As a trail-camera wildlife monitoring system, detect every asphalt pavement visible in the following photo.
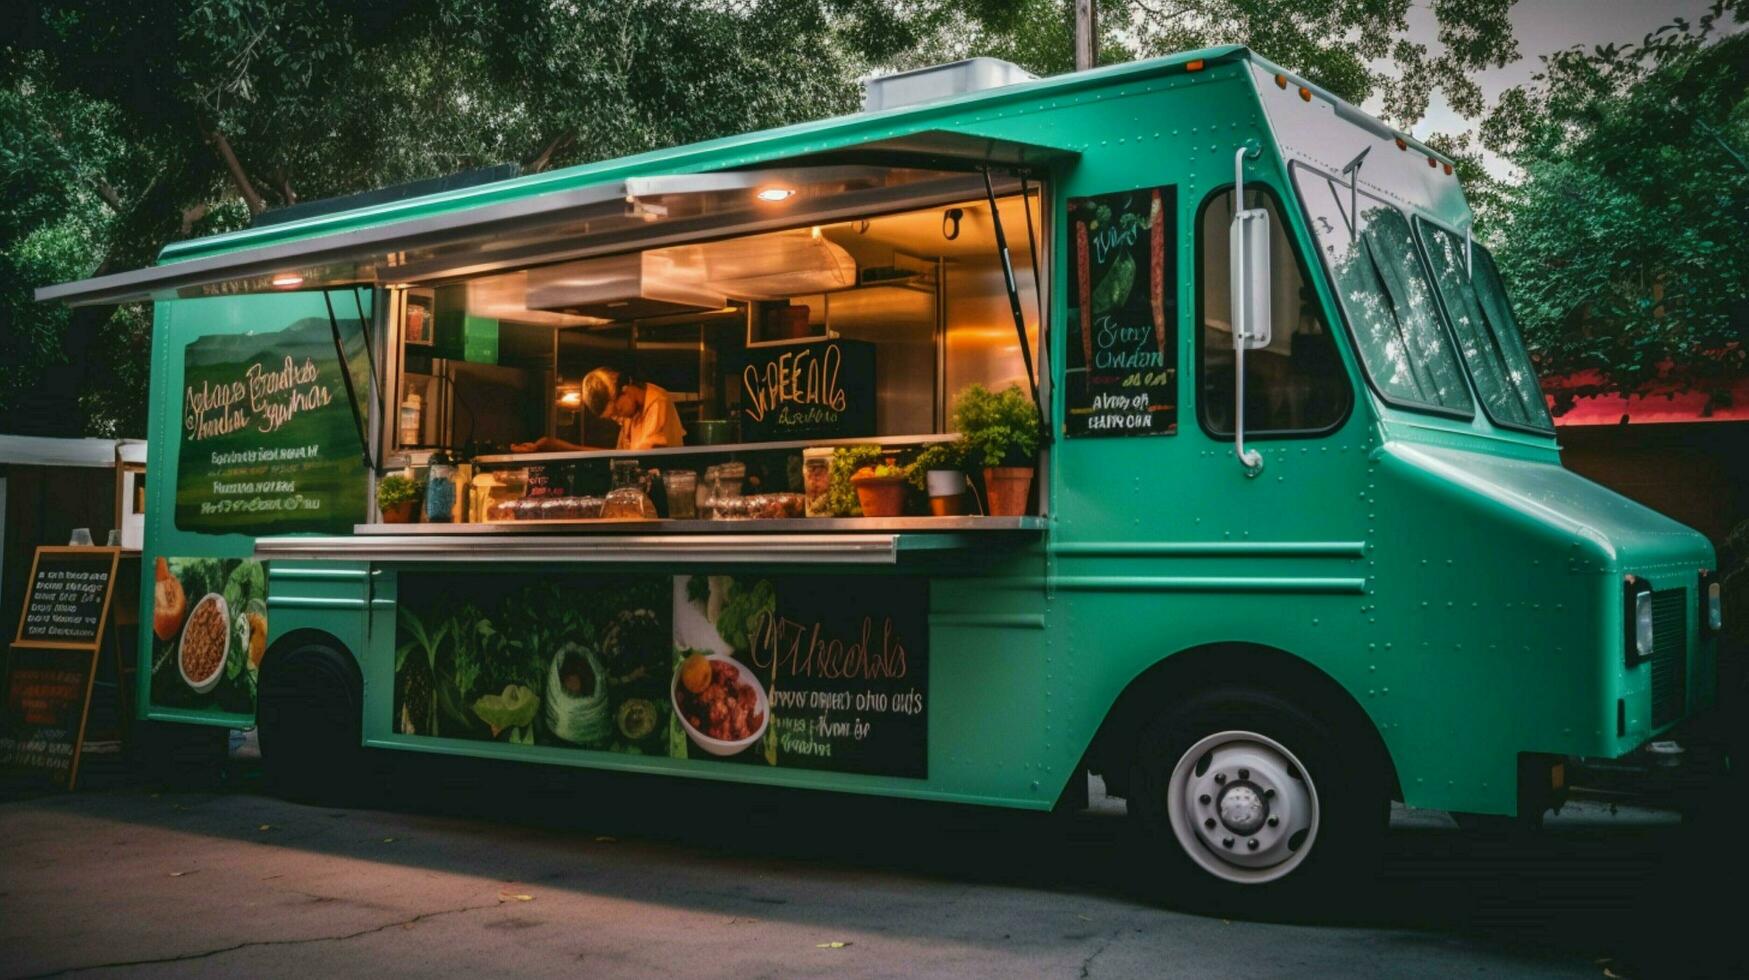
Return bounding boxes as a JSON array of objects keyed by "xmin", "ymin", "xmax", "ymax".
[{"xmin": 0, "ymin": 742, "xmax": 1740, "ymax": 979}]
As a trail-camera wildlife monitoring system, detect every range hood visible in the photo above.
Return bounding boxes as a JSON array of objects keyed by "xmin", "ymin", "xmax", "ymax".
[{"xmin": 526, "ymin": 251, "xmax": 725, "ymax": 321}]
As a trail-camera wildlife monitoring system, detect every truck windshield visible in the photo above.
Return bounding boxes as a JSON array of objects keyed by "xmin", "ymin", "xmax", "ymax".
[
  {"xmin": 1293, "ymin": 168, "xmax": 1473, "ymax": 416},
  {"xmin": 1418, "ymin": 222, "xmax": 1553, "ymax": 432}
]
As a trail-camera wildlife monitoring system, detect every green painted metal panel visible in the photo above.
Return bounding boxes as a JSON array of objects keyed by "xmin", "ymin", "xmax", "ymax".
[{"xmin": 138, "ymin": 292, "xmax": 373, "ymax": 727}]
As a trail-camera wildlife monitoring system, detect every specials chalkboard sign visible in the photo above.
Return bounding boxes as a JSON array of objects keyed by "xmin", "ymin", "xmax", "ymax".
[
  {"xmin": 14, "ymin": 547, "xmax": 120, "ymax": 650},
  {"xmin": 1065, "ymin": 185, "xmax": 1179, "ymax": 438},
  {"xmin": 0, "ymin": 645, "xmax": 100, "ymax": 789},
  {"xmin": 736, "ymin": 338, "xmax": 876, "ymax": 441}
]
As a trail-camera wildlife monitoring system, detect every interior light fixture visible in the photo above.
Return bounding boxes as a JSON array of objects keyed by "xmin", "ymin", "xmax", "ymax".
[
  {"xmin": 756, "ymin": 187, "xmax": 796, "ymax": 202},
  {"xmin": 270, "ymin": 273, "xmax": 305, "ymax": 288}
]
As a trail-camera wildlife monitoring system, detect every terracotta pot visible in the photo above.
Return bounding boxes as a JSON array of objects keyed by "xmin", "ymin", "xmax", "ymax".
[
  {"xmin": 925, "ymin": 470, "xmax": 967, "ymax": 516},
  {"xmin": 982, "ymin": 466, "xmax": 1034, "ymax": 517},
  {"xmin": 851, "ymin": 475, "xmax": 906, "ymax": 518},
  {"xmin": 928, "ymin": 494, "xmax": 965, "ymax": 517},
  {"xmin": 381, "ymin": 500, "xmax": 417, "ymax": 524}
]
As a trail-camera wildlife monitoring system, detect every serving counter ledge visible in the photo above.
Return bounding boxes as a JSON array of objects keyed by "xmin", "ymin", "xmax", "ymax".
[
  {"xmin": 255, "ymin": 517, "xmax": 1045, "ymax": 565},
  {"xmin": 350, "ymin": 516, "xmax": 1046, "ymax": 535}
]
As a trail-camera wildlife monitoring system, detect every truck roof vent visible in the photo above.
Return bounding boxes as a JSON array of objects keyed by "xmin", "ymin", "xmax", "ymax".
[{"xmin": 861, "ymin": 58, "xmax": 1037, "ymax": 113}]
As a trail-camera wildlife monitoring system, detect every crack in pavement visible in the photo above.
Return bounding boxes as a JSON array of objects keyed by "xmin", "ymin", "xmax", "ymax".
[
  {"xmin": 1078, "ymin": 934, "xmax": 1116, "ymax": 978},
  {"xmin": 10, "ymin": 900, "xmax": 505, "ymax": 979}
]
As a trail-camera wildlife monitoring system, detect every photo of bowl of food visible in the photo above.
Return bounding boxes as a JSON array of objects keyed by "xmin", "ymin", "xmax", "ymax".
[
  {"xmin": 178, "ymin": 592, "xmax": 230, "ymax": 694},
  {"xmin": 672, "ymin": 652, "xmax": 768, "ymax": 756}
]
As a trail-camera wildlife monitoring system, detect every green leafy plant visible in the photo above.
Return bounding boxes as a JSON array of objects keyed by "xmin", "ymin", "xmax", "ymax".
[
  {"xmin": 828, "ymin": 445, "xmax": 883, "ymax": 517},
  {"xmin": 952, "ymin": 384, "xmax": 1040, "ymax": 470},
  {"xmin": 906, "ymin": 441, "xmax": 966, "ymax": 491},
  {"xmin": 377, "ymin": 474, "xmax": 419, "ymax": 508}
]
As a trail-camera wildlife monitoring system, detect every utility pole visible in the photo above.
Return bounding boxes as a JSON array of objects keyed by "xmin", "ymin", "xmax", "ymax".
[{"xmin": 1075, "ymin": 0, "xmax": 1097, "ymax": 72}]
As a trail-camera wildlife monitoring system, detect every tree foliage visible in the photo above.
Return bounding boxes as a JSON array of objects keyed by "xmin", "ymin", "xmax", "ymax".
[
  {"xmin": 3, "ymin": 1, "xmax": 1522, "ymax": 436},
  {"xmin": 1481, "ymin": 1, "xmax": 1748, "ymax": 409}
]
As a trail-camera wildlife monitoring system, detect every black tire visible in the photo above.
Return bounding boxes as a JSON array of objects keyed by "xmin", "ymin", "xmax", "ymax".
[
  {"xmin": 257, "ymin": 640, "xmax": 365, "ymax": 806},
  {"xmin": 1127, "ymin": 686, "xmax": 1388, "ymax": 914}
]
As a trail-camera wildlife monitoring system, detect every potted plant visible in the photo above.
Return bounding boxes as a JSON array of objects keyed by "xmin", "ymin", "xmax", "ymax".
[
  {"xmin": 907, "ymin": 442, "xmax": 968, "ymax": 516},
  {"xmin": 827, "ymin": 445, "xmax": 883, "ymax": 516},
  {"xmin": 377, "ymin": 474, "xmax": 421, "ymax": 524},
  {"xmin": 952, "ymin": 383, "xmax": 1040, "ymax": 517},
  {"xmin": 849, "ymin": 457, "xmax": 907, "ymax": 518}
]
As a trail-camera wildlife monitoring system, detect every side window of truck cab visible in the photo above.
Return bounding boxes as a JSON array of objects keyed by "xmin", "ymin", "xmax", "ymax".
[{"xmin": 1197, "ymin": 186, "xmax": 1351, "ymax": 437}]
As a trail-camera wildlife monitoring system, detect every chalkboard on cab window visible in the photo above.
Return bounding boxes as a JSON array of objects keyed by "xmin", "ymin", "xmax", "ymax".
[
  {"xmin": 736, "ymin": 338, "xmax": 876, "ymax": 442},
  {"xmin": 1065, "ymin": 186, "xmax": 1178, "ymax": 438}
]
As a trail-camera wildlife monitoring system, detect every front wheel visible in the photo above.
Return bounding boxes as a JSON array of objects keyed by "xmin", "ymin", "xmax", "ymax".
[{"xmin": 1128, "ymin": 688, "xmax": 1386, "ymax": 909}]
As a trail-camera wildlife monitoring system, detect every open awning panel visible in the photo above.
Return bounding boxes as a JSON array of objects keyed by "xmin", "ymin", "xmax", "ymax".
[{"xmin": 37, "ymin": 131, "xmax": 1076, "ymax": 308}]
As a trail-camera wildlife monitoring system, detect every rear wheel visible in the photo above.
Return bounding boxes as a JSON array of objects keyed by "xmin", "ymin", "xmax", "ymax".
[
  {"xmin": 1128, "ymin": 688, "xmax": 1386, "ymax": 910},
  {"xmin": 257, "ymin": 640, "xmax": 365, "ymax": 806}
]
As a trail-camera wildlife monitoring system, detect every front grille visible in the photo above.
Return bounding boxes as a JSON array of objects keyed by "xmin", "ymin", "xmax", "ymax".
[{"xmin": 1649, "ymin": 588, "xmax": 1687, "ymax": 728}]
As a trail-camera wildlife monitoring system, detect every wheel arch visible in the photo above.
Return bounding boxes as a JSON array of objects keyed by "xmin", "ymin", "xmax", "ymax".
[
  {"xmin": 1085, "ymin": 642, "xmax": 1402, "ymax": 803},
  {"xmin": 258, "ymin": 627, "xmax": 362, "ymax": 696}
]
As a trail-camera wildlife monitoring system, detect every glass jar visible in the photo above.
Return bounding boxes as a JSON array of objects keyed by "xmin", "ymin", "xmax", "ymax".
[
  {"xmin": 664, "ymin": 469, "xmax": 698, "ymax": 519},
  {"xmin": 802, "ymin": 447, "xmax": 833, "ymax": 517},
  {"xmin": 424, "ymin": 452, "xmax": 456, "ymax": 523}
]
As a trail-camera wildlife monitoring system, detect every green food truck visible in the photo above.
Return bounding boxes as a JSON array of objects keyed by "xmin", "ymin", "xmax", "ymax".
[{"xmin": 39, "ymin": 46, "xmax": 1724, "ymax": 897}]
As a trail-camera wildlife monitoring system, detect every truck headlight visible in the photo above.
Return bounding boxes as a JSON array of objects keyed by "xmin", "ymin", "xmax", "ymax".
[
  {"xmin": 1700, "ymin": 570, "xmax": 1722, "ymax": 635},
  {"xmin": 1624, "ymin": 576, "xmax": 1654, "ymax": 666}
]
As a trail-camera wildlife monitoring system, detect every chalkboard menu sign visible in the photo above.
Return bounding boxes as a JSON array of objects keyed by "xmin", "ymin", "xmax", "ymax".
[
  {"xmin": 3, "ymin": 546, "xmax": 117, "ymax": 790},
  {"xmin": 0, "ymin": 645, "xmax": 99, "ymax": 789},
  {"xmin": 1065, "ymin": 186, "xmax": 1179, "ymax": 438},
  {"xmin": 14, "ymin": 547, "xmax": 120, "ymax": 649},
  {"xmin": 736, "ymin": 338, "xmax": 876, "ymax": 441}
]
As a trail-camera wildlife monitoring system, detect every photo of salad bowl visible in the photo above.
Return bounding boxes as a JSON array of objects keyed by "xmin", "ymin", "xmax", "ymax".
[{"xmin": 672, "ymin": 653, "xmax": 769, "ymax": 756}]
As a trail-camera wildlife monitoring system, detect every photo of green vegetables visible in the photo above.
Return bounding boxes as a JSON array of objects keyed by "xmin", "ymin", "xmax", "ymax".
[
  {"xmin": 394, "ymin": 575, "xmax": 674, "ymax": 754},
  {"xmin": 393, "ymin": 570, "xmax": 926, "ymax": 776}
]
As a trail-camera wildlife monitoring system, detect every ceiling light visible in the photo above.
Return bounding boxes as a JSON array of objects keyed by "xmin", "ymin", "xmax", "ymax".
[
  {"xmin": 270, "ymin": 273, "xmax": 304, "ymax": 288},
  {"xmin": 756, "ymin": 187, "xmax": 796, "ymax": 202}
]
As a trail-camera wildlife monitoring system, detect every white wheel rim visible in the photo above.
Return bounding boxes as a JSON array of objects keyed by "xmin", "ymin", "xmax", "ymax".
[{"xmin": 1165, "ymin": 730, "xmax": 1319, "ymax": 884}]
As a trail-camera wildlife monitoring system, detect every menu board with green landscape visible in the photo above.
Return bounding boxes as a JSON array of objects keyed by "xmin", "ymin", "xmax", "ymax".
[
  {"xmin": 177, "ymin": 303, "xmax": 369, "ymax": 535},
  {"xmin": 1065, "ymin": 185, "xmax": 1179, "ymax": 437},
  {"xmin": 394, "ymin": 572, "xmax": 928, "ymax": 778}
]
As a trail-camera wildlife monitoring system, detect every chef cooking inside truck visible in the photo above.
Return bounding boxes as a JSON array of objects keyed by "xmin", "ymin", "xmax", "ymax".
[{"xmin": 512, "ymin": 367, "xmax": 687, "ymax": 452}]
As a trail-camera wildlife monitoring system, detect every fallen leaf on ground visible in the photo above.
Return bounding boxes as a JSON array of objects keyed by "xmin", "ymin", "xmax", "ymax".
[
  {"xmin": 168, "ymin": 871, "xmax": 193, "ymax": 878},
  {"xmin": 500, "ymin": 893, "xmax": 534, "ymax": 902},
  {"xmin": 381, "ymin": 837, "xmax": 397, "ymax": 843},
  {"xmin": 1076, "ymin": 914, "xmax": 1091, "ymax": 921},
  {"xmin": 816, "ymin": 942, "xmax": 851, "ymax": 949},
  {"xmin": 257, "ymin": 824, "xmax": 274, "ymax": 832}
]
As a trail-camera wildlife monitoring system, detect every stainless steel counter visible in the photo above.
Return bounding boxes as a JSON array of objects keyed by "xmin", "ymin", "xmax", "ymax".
[
  {"xmin": 254, "ymin": 527, "xmax": 1034, "ymax": 565},
  {"xmin": 348, "ymin": 515, "xmax": 1046, "ymax": 535}
]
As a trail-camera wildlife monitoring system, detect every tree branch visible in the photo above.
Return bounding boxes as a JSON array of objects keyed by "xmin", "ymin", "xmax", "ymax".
[
  {"xmin": 523, "ymin": 131, "xmax": 576, "ymax": 174},
  {"xmin": 179, "ymin": 203, "xmax": 211, "ymax": 237},
  {"xmin": 206, "ymin": 128, "xmax": 267, "ymax": 214},
  {"xmin": 93, "ymin": 178, "xmax": 125, "ymax": 213}
]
